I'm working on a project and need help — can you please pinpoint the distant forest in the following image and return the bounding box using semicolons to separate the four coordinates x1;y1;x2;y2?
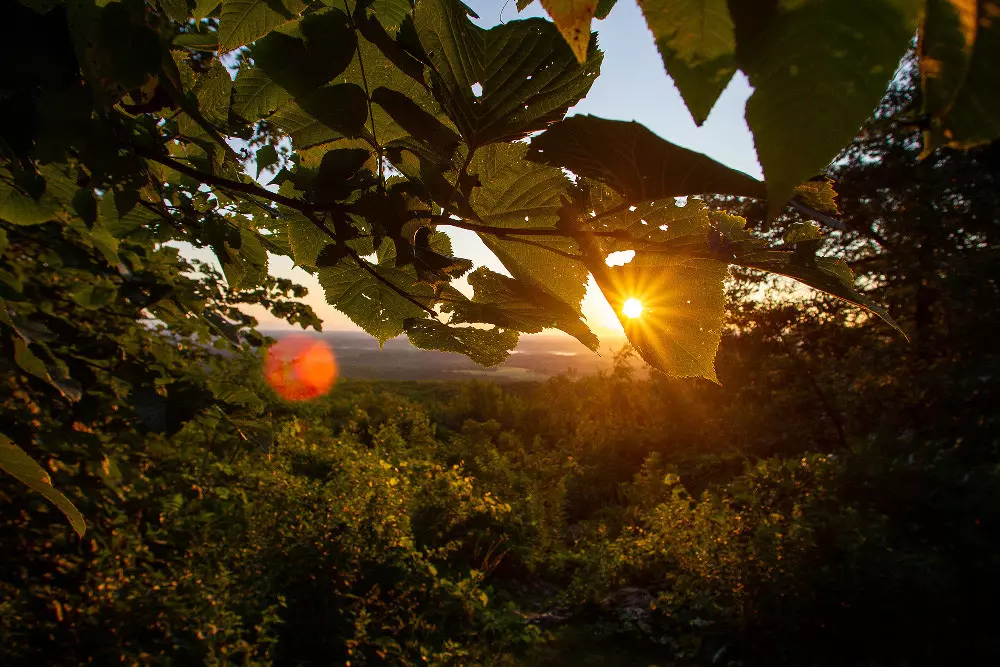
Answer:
3;66;999;665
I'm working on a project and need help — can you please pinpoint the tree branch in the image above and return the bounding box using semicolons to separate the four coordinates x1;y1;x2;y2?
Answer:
136;147;344;215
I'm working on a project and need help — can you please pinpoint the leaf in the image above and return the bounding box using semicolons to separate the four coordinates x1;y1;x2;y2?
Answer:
193;0;221;19
920;0;978;119
469;143;589;311
269;84;371;148
636;0;737;124
793;178;839;214
414;0;603;147
595;0;616;19
231;9;357;121
218;0;307;52
528;115;765;201
445;267;599;349
256;144;279;177
317;256;432;344
158;0;191;22
596;255;728;381
405;319;519;366
0;434;85;537
173;31;219;51
196;60;233;127
732;0;922;216
735;248;903;334
539;0;600;63
69;278;118;309
926;0;1000;150
333;26;444;147
365;0;412;34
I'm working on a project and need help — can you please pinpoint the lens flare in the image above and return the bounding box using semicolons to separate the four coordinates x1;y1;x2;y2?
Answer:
265;336;338;401
622;298;644;319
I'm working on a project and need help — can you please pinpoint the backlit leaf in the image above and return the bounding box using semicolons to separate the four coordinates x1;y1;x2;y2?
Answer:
528;115;765;201
636;0;736;124
414;0;602;147
540;0;599;63
218;0;307;52
732;0;922;216
0;434;85;537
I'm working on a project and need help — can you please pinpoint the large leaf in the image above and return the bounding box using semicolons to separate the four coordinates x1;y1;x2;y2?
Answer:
540;0;599;63
317;256;432;344
405;318;519;366
414;0;602;147
920;0;978;119
528;115;765;201
925;0;1000;149
444;267;599;349
469;143;588;311
333;24;448;148
732;0;922;216
0;434;85;537
218;0;307;52
636;0;737;124
596;255;728;381
232;9;357;121
196;60;234;127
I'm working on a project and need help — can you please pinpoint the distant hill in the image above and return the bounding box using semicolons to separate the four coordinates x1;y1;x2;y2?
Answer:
263;331;627;382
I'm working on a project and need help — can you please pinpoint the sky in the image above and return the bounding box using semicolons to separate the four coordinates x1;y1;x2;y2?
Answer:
242;0;762;337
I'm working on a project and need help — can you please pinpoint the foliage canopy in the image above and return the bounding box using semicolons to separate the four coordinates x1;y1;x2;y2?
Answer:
1;0;999;530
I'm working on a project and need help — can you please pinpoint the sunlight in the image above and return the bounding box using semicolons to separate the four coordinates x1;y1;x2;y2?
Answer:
622;298;644;319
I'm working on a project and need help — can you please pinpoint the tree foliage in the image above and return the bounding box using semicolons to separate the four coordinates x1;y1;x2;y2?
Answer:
2;0;999;529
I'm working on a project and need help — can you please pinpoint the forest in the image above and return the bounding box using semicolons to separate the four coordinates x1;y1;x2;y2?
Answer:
2;0;1000;664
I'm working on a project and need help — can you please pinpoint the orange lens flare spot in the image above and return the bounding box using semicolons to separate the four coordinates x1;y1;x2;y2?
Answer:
264;336;338;401
622;298;644;319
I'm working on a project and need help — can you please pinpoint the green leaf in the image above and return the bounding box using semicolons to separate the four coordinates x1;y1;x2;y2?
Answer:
196;60;233;127
732;0;922;216
926;0;1000;150
636;0;737;125
405;318;519;366
193;0;221;19
218;0;307;52
598;254;728;381
469;143;589;311
158;0;191;22
445;267;599;349
69;278;118;309
735;248;904;334
414;0;602;147
317;256;432;344
920;0;978;120
595;0;616;19
173;31;219;51
333;27;444;147
539;0;600;63
528;115;765;201
269;84;371;148
365;0;412;34
231;9;357;121
0;434;85;537
256;144;279;177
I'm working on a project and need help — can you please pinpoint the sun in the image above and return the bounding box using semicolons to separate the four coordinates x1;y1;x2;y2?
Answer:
622;298;644;319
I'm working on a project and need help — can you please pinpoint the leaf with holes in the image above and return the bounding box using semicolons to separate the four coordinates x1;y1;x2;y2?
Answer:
445;267;599;349
414;0;602;147
469;143;588;311
405;318;519;366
